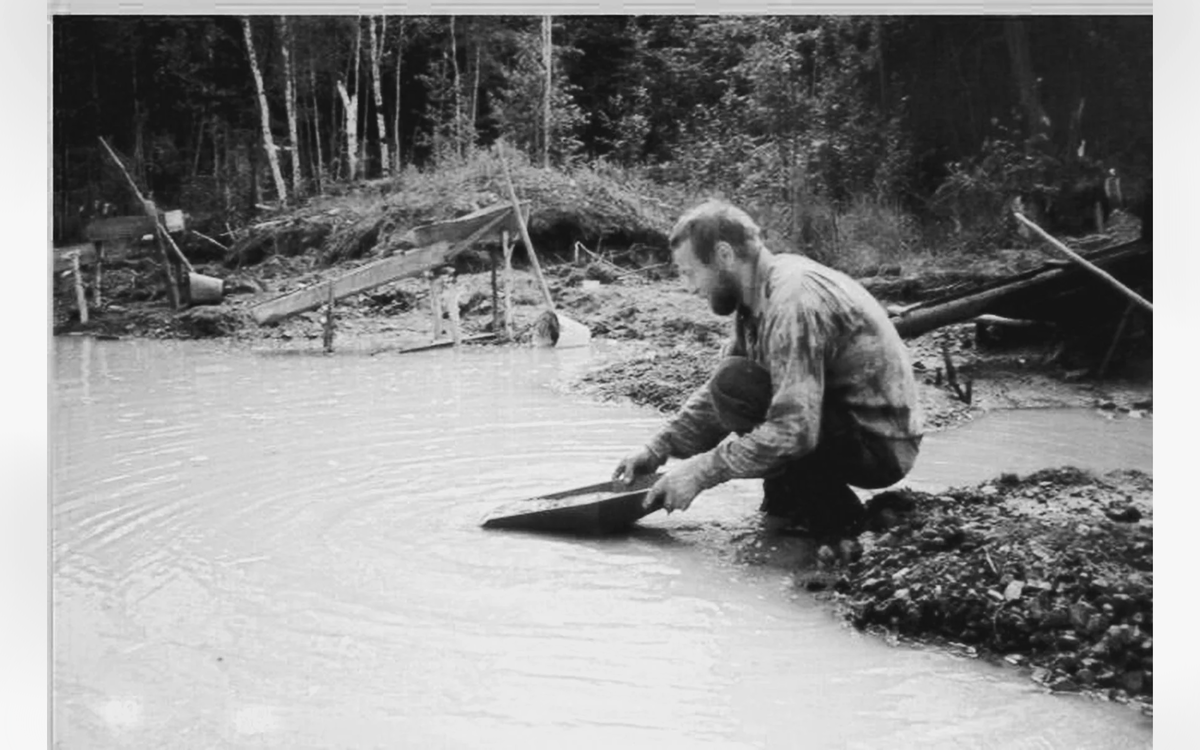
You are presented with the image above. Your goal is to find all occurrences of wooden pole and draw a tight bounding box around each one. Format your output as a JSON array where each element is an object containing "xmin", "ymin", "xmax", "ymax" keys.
[
  {"xmin": 70, "ymin": 252, "xmax": 88, "ymax": 324},
  {"xmin": 98, "ymin": 137, "xmax": 194, "ymax": 273},
  {"xmin": 1014, "ymin": 212, "xmax": 1152, "ymax": 314},
  {"xmin": 497, "ymin": 144, "xmax": 554, "ymax": 310}
]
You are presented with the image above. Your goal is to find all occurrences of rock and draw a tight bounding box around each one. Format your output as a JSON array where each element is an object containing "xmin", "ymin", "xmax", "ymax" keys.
[
  {"xmin": 1049, "ymin": 676, "xmax": 1080, "ymax": 692},
  {"xmin": 1105, "ymin": 505, "xmax": 1142, "ymax": 523},
  {"xmin": 177, "ymin": 305, "xmax": 242, "ymax": 338},
  {"xmin": 1121, "ymin": 670, "xmax": 1145, "ymax": 694},
  {"xmin": 1069, "ymin": 601, "xmax": 1097, "ymax": 631},
  {"xmin": 1003, "ymin": 580, "xmax": 1025, "ymax": 601}
]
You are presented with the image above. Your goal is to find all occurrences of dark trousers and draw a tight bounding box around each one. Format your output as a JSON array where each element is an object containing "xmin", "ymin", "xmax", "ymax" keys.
[{"xmin": 710, "ymin": 357, "xmax": 918, "ymax": 535}]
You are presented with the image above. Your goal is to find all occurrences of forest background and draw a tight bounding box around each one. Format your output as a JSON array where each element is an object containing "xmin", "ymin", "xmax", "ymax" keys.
[{"xmin": 51, "ymin": 15, "xmax": 1152, "ymax": 266}]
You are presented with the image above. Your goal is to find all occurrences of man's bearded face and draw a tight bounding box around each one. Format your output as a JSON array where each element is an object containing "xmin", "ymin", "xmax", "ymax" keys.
[
  {"xmin": 708, "ymin": 270, "xmax": 740, "ymax": 316},
  {"xmin": 673, "ymin": 238, "xmax": 741, "ymax": 317}
]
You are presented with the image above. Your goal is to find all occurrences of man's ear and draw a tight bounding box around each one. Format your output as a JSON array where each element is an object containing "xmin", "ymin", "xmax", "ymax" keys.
[{"xmin": 714, "ymin": 240, "xmax": 735, "ymax": 268}]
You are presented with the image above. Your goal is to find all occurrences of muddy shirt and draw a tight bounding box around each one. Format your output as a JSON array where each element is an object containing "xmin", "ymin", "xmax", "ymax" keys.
[{"xmin": 646, "ymin": 253, "xmax": 922, "ymax": 490}]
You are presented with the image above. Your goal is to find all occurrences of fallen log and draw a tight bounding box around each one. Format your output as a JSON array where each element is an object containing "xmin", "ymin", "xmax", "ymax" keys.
[{"xmin": 891, "ymin": 240, "xmax": 1149, "ymax": 339}]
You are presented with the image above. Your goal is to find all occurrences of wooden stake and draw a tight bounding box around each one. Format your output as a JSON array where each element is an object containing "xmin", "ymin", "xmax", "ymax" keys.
[
  {"xmin": 70, "ymin": 252, "xmax": 88, "ymax": 324},
  {"xmin": 1014, "ymin": 212, "xmax": 1152, "ymax": 314},
  {"xmin": 322, "ymin": 281, "xmax": 336, "ymax": 353},
  {"xmin": 154, "ymin": 224, "xmax": 182, "ymax": 309},
  {"xmin": 445, "ymin": 272, "xmax": 462, "ymax": 347},
  {"xmin": 1098, "ymin": 299, "xmax": 1137, "ymax": 379},
  {"xmin": 92, "ymin": 241, "xmax": 104, "ymax": 307},
  {"xmin": 490, "ymin": 250, "xmax": 500, "ymax": 333},
  {"xmin": 428, "ymin": 271, "xmax": 443, "ymax": 340}
]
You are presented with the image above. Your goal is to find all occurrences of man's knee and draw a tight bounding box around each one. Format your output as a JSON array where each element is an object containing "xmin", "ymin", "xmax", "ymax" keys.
[
  {"xmin": 709, "ymin": 356, "xmax": 772, "ymax": 434},
  {"xmin": 849, "ymin": 436, "xmax": 922, "ymax": 489}
]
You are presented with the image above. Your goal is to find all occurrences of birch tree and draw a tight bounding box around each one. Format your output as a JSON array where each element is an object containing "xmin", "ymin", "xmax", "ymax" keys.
[
  {"xmin": 336, "ymin": 19, "xmax": 362, "ymax": 180},
  {"xmin": 542, "ymin": 15, "xmax": 552, "ymax": 168},
  {"xmin": 392, "ymin": 17, "xmax": 404, "ymax": 170},
  {"xmin": 309, "ymin": 62, "xmax": 325, "ymax": 193},
  {"xmin": 450, "ymin": 16, "xmax": 464, "ymax": 157},
  {"xmin": 278, "ymin": 16, "xmax": 302, "ymax": 196},
  {"xmin": 369, "ymin": 16, "xmax": 390, "ymax": 175},
  {"xmin": 241, "ymin": 17, "xmax": 288, "ymax": 207}
]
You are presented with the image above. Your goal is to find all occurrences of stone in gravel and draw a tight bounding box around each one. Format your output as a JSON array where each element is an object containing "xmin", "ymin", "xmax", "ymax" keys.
[
  {"xmin": 1105, "ymin": 505, "xmax": 1142, "ymax": 523},
  {"xmin": 1003, "ymin": 580, "xmax": 1024, "ymax": 601}
]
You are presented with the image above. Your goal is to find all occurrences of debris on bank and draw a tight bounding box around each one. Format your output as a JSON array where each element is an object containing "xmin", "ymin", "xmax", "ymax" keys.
[{"xmin": 828, "ymin": 467, "xmax": 1152, "ymax": 711}]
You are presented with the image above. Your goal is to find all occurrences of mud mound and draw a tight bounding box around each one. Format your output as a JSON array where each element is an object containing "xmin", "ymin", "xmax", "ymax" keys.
[{"xmin": 225, "ymin": 155, "xmax": 676, "ymax": 270}]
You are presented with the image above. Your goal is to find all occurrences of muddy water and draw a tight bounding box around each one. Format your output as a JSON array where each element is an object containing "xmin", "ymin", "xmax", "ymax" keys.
[{"xmin": 53, "ymin": 338, "xmax": 1151, "ymax": 749}]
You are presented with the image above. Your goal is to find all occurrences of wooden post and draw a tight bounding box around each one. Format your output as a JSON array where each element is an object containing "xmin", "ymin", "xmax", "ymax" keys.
[
  {"xmin": 91, "ymin": 241, "xmax": 104, "ymax": 307},
  {"xmin": 153, "ymin": 223, "xmax": 182, "ymax": 309},
  {"xmin": 428, "ymin": 271, "xmax": 443, "ymax": 340},
  {"xmin": 322, "ymin": 282, "xmax": 336, "ymax": 353},
  {"xmin": 490, "ymin": 250, "xmax": 500, "ymax": 333},
  {"xmin": 70, "ymin": 252, "xmax": 88, "ymax": 324},
  {"xmin": 445, "ymin": 271, "xmax": 462, "ymax": 347},
  {"xmin": 502, "ymin": 230, "xmax": 515, "ymax": 340},
  {"xmin": 1098, "ymin": 298, "xmax": 1138, "ymax": 379}
]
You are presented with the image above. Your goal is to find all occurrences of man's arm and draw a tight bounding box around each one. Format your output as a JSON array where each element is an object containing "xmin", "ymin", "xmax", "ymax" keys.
[
  {"xmin": 681, "ymin": 305, "xmax": 826, "ymax": 491},
  {"xmin": 644, "ymin": 334, "xmax": 746, "ymax": 461}
]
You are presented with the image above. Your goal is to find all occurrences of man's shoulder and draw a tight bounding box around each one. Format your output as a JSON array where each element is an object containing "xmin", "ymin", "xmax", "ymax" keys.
[{"xmin": 770, "ymin": 252, "xmax": 859, "ymax": 293}]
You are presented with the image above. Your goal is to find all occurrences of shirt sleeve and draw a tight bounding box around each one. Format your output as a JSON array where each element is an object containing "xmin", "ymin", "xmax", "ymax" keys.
[
  {"xmin": 645, "ymin": 333, "xmax": 747, "ymax": 461},
  {"xmin": 686, "ymin": 303, "xmax": 826, "ymax": 490}
]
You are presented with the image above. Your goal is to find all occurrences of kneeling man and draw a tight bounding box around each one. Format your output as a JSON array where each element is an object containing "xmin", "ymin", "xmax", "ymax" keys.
[{"xmin": 614, "ymin": 200, "xmax": 923, "ymax": 544}]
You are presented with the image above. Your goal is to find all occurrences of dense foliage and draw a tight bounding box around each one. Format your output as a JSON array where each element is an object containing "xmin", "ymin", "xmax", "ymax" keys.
[{"xmin": 52, "ymin": 15, "xmax": 1151, "ymax": 254}]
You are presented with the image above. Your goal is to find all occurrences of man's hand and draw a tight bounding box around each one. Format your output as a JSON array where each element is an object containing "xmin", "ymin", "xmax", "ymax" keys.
[
  {"xmin": 642, "ymin": 459, "xmax": 707, "ymax": 513},
  {"xmin": 612, "ymin": 446, "xmax": 665, "ymax": 487}
]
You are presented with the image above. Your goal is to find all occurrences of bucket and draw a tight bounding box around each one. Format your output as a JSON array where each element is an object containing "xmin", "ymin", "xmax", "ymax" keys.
[{"xmin": 188, "ymin": 272, "xmax": 224, "ymax": 305}]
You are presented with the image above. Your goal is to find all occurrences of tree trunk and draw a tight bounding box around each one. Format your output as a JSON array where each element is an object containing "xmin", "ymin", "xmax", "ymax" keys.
[
  {"xmin": 393, "ymin": 17, "xmax": 403, "ymax": 171},
  {"xmin": 1003, "ymin": 18, "xmax": 1050, "ymax": 141},
  {"xmin": 355, "ymin": 19, "xmax": 366, "ymax": 177},
  {"xmin": 241, "ymin": 17, "xmax": 288, "ymax": 207},
  {"xmin": 450, "ymin": 16, "xmax": 463, "ymax": 157},
  {"xmin": 369, "ymin": 16, "xmax": 390, "ymax": 174},
  {"xmin": 470, "ymin": 44, "xmax": 481, "ymax": 147},
  {"xmin": 338, "ymin": 20, "xmax": 362, "ymax": 181},
  {"xmin": 337, "ymin": 79, "xmax": 359, "ymax": 181},
  {"xmin": 278, "ymin": 16, "xmax": 302, "ymax": 197},
  {"xmin": 542, "ymin": 15, "xmax": 552, "ymax": 168},
  {"xmin": 309, "ymin": 62, "xmax": 325, "ymax": 194}
]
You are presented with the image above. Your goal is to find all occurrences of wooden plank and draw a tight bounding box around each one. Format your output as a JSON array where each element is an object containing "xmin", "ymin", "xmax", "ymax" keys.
[
  {"xmin": 84, "ymin": 216, "xmax": 156, "ymax": 242},
  {"xmin": 250, "ymin": 206, "xmax": 513, "ymax": 325},
  {"xmin": 53, "ymin": 243, "xmax": 96, "ymax": 273},
  {"xmin": 249, "ymin": 241, "xmax": 454, "ymax": 325}
]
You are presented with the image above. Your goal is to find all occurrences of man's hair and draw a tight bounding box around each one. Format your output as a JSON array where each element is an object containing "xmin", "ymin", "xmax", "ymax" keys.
[{"xmin": 668, "ymin": 200, "xmax": 762, "ymax": 265}]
